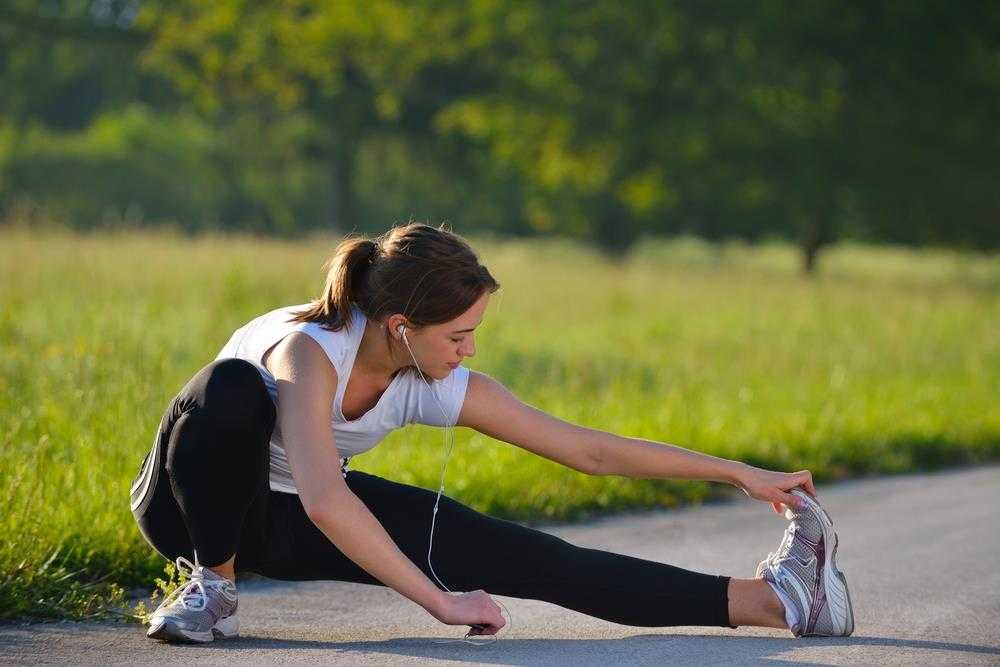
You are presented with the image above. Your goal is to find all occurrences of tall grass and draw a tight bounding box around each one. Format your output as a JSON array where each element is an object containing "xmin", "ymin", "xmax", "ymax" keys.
[{"xmin": 1, "ymin": 227, "xmax": 997, "ymax": 619}]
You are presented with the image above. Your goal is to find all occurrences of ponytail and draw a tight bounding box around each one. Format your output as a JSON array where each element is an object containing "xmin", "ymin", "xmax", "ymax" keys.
[{"xmin": 288, "ymin": 236, "xmax": 381, "ymax": 331}]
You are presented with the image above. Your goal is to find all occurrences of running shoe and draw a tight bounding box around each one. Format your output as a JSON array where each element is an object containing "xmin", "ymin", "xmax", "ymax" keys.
[
  {"xmin": 756, "ymin": 488, "xmax": 855, "ymax": 637},
  {"xmin": 146, "ymin": 556, "xmax": 239, "ymax": 643}
]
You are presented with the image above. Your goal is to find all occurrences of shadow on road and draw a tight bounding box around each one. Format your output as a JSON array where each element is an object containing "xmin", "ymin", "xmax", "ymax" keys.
[{"xmin": 173, "ymin": 633, "xmax": 1000, "ymax": 664}]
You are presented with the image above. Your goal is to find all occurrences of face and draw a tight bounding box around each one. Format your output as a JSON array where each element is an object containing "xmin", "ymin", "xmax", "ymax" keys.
[{"xmin": 393, "ymin": 291, "xmax": 489, "ymax": 380}]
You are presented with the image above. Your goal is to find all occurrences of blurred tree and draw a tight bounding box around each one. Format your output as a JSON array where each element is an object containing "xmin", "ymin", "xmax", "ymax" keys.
[
  {"xmin": 0, "ymin": 1, "xmax": 331, "ymax": 231},
  {"xmin": 832, "ymin": 1, "xmax": 1000, "ymax": 254},
  {"xmin": 431, "ymin": 2, "xmax": 852, "ymax": 264},
  {"xmin": 734, "ymin": 0, "xmax": 1000, "ymax": 270},
  {"xmin": 3, "ymin": 1, "xmax": 998, "ymax": 269},
  {"xmin": 0, "ymin": 0, "xmax": 154, "ymax": 131},
  {"xmin": 434, "ymin": 1, "xmax": 1000, "ymax": 268},
  {"xmin": 136, "ymin": 0, "xmax": 504, "ymax": 234}
]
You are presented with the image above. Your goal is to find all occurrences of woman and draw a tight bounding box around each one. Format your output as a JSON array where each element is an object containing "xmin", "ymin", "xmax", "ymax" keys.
[{"xmin": 130, "ymin": 222, "xmax": 854, "ymax": 644}]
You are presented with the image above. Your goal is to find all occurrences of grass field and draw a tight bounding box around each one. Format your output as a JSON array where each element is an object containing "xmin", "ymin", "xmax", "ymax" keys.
[{"xmin": 1, "ymin": 226, "xmax": 997, "ymax": 620}]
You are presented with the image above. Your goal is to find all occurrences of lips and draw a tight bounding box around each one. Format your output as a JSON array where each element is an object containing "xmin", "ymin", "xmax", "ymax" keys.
[{"xmin": 447, "ymin": 362, "xmax": 460, "ymax": 369}]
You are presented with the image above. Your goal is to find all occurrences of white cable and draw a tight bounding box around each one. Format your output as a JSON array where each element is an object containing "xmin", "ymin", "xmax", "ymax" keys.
[{"xmin": 399, "ymin": 327, "xmax": 513, "ymax": 645}]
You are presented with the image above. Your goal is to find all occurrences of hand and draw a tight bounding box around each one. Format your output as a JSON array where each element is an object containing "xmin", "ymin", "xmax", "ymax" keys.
[
  {"xmin": 430, "ymin": 590, "xmax": 506, "ymax": 637},
  {"xmin": 731, "ymin": 463, "xmax": 817, "ymax": 515}
]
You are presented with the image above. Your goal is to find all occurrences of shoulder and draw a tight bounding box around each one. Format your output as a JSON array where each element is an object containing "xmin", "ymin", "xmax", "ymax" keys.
[
  {"xmin": 464, "ymin": 369, "xmax": 506, "ymax": 395},
  {"xmin": 455, "ymin": 370, "xmax": 520, "ymax": 429},
  {"xmin": 271, "ymin": 313, "xmax": 356, "ymax": 372},
  {"xmin": 267, "ymin": 331, "xmax": 339, "ymax": 390}
]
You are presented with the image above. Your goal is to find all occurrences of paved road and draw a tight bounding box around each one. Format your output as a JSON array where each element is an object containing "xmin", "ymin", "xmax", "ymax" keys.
[{"xmin": 2, "ymin": 464, "xmax": 999, "ymax": 666}]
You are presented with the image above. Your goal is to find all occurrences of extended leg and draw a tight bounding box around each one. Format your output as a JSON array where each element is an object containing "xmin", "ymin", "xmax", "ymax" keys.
[{"xmin": 271, "ymin": 470, "xmax": 757, "ymax": 629}]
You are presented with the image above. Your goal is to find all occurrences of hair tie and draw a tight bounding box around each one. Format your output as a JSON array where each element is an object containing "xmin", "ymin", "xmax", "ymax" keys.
[{"xmin": 365, "ymin": 240, "xmax": 380, "ymax": 265}]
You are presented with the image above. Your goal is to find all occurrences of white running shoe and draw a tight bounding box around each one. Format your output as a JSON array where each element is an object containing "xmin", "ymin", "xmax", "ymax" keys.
[
  {"xmin": 756, "ymin": 488, "xmax": 855, "ymax": 637},
  {"xmin": 146, "ymin": 556, "xmax": 239, "ymax": 643}
]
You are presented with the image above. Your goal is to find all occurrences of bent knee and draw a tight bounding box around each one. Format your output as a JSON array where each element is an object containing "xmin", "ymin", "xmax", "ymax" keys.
[{"xmin": 192, "ymin": 358, "xmax": 274, "ymax": 424}]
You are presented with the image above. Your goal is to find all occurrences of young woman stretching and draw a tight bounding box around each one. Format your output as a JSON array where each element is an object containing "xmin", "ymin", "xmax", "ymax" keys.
[{"xmin": 130, "ymin": 222, "xmax": 855, "ymax": 643}]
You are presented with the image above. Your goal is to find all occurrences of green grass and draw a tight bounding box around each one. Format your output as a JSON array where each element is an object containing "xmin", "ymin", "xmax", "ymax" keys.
[{"xmin": 1, "ymin": 226, "xmax": 998, "ymax": 620}]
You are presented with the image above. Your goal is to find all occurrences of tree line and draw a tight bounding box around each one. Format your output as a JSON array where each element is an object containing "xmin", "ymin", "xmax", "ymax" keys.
[{"xmin": 2, "ymin": 0, "xmax": 998, "ymax": 272}]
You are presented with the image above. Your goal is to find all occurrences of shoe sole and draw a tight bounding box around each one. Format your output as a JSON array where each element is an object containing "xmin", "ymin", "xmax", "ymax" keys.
[
  {"xmin": 147, "ymin": 614, "xmax": 239, "ymax": 643},
  {"xmin": 790, "ymin": 489, "xmax": 855, "ymax": 637}
]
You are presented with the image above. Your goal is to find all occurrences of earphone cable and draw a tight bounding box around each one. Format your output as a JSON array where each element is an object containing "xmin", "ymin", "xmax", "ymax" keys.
[{"xmin": 399, "ymin": 326, "xmax": 512, "ymax": 644}]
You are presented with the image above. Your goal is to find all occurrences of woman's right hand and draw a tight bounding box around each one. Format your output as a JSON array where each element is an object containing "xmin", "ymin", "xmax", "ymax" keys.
[
  {"xmin": 430, "ymin": 590, "xmax": 506, "ymax": 636},
  {"xmin": 731, "ymin": 462, "xmax": 817, "ymax": 515}
]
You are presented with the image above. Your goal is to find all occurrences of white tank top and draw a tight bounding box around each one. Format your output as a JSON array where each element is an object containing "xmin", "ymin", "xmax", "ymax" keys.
[{"xmin": 215, "ymin": 302, "xmax": 470, "ymax": 494}]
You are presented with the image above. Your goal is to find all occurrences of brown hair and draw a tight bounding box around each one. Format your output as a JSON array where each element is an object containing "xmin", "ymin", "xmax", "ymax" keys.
[{"xmin": 288, "ymin": 222, "xmax": 499, "ymax": 375}]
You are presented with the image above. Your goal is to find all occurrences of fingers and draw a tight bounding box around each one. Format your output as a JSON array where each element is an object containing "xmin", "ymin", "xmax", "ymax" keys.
[
  {"xmin": 796, "ymin": 470, "xmax": 817, "ymax": 498},
  {"xmin": 472, "ymin": 593, "xmax": 505, "ymax": 636},
  {"xmin": 466, "ymin": 623, "xmax": 500, "ymax": 637},
  {"xmin": 777, "ymin": 489, "xmax": 803, "ymax": 510},
  {"xmin": 762, "ymin": 470, "xmax": 817, "ymax": 515}
]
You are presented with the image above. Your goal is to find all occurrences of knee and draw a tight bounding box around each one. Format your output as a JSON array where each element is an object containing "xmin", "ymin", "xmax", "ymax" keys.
[
  {"xmin": 164, "ymin": 402, "xmax": 267, "ymax": 482},
  {"xmin": 192, "ymin": 358, "xmax": 275, "ymax": 427}
]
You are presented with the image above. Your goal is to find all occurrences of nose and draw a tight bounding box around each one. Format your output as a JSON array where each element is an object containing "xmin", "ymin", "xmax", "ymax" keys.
[{"xmin": 462, "ymin": 337, "xmax": 476, "ymax": 358}]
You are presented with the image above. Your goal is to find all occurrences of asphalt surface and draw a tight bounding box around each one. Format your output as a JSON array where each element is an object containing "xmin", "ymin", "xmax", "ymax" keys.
[{"xmin": 2, "ymin": 464, "xmax": 998, "ymax": 666}]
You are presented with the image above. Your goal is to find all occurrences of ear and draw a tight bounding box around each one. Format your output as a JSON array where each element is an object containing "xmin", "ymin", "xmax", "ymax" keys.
[{"xmin": 386, "ymin": 314, "xmax": 409, "ymax": 341}]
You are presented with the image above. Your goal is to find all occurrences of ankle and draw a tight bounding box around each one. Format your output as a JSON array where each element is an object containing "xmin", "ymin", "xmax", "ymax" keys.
[
  {"xmin": 727, "ymin": 577, "xmax": 789, "ymax": 629},
  {"xmin": 205, "ymin": 563, "xmax": 236, "ymax": 584},
  {"xmin": 761, "ymin": 577, "xmax": 795, "ymax": 630}
]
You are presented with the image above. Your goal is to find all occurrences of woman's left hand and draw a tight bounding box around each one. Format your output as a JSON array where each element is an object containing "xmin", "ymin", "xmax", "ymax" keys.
[{"xmin": 731, "ymin": 463, "xmax": 818, "ymax": 514}]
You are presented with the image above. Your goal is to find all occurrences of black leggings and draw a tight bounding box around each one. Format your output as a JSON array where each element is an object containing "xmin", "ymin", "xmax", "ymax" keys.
[{"xmin": 130, "ymin": 358, "xmax": 736, "ymax": 629}]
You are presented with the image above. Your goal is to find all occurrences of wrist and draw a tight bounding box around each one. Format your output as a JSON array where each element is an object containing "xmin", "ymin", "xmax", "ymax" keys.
[
  {"xmin": 425, "ymin": 589, "xmax": 452, "ymax": 620},
  {"xmin": 722, "ymin": 460, "xmax": 750, "ymax": 486}
]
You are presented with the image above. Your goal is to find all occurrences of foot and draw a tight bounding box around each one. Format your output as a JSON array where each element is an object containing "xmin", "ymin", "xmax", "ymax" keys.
[
  {"xmin": 756, "ymin": 488, "xmax": 855, "ymax": 637},
  {"xmin": 146, "ymin": 556, "xmax": 239, "ymax": 643}
]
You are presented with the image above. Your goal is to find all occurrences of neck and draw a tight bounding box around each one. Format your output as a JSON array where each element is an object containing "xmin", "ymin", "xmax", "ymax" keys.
[{"xmin": 353, "ymin": 317, "xmax": 411, "ymax": 383}]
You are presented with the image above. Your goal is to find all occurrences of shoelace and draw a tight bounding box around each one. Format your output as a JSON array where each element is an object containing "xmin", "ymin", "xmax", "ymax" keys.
[
  {"xmin": 156, "ymin": 555, "xmax": 229, "ymax": 613},
  {"xmin": 762, "ymin": 521, "xmax": 799, "ymax": 571}
]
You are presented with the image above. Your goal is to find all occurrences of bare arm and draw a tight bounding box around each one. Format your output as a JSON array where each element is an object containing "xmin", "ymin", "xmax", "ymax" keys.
[
  {"xmin": 456, "ymin": 371, "xmax": 601, "ymax": 474},
  {"xmin": 268, "ymin": 333, "xmax": 451, "ymax": 619},
  {"xmin": 591, "ymin": 432, "xmax": 745, "ymax": 482},
  {"xmin": 457, "ymin": 371, "xmax": 725, "ymax": 479},
  {"xmin": 458, "ymin": 370, "xmax": 815, "ymax": 511}
]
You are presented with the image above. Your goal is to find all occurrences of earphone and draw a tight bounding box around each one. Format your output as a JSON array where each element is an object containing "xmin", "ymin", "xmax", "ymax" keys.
[{"xmin": 394, "ymin": 321, "xmax": 512, "ymax": 644}]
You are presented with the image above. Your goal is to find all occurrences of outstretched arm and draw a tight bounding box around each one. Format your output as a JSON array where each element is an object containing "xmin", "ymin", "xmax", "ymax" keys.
[{"xmin": 457, "ymin": 370, "xmax": 816, "ymax": 512}]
